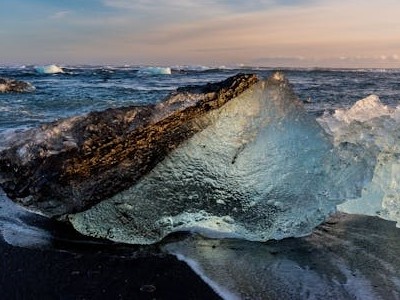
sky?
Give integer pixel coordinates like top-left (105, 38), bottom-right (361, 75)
top-left (1, 0), bottom-right (400, 68)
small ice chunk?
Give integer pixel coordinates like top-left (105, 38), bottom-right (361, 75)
top-left (319, 95), bottom-right (400, 226)
top-left (333, 95), bottom-right (392, 124)
top-left (34, 64), bottom-right (64, 74)
top-left (138, 66), bottom-right (171, 75)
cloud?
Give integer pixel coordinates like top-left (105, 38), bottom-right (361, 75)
top-left (254, 56), bottom-right (306, 62)
top-left (102, 0), bottom-right (215, 13)
top-left (101, 0), bottom-right (315, 17)
top-left (251, 56), bottom-right (310, 67)
top-left (49, 10), bottom-right (71, 20)
top-left (342, 55), bottom-right (400, 63)
top-left (3, 0), bottom-right (400, 67)
top-left (87, 0), bottom-right (400, 65)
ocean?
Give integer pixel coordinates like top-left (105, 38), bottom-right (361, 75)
top-left (1, 65), bottom-right (400, 130)
top-left (1, 65), bottom-right (400, 299)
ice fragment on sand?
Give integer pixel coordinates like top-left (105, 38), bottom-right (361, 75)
top-left (69, 73), bottom-right (370, 244)
top-left (318, 95), bottom-right (400, 225)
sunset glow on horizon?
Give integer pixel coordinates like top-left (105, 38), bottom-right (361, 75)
top-left (2, 0), bottom-right (400, 68)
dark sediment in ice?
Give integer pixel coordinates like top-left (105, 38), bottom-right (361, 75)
top-left (0, 78), bottom-right (35, 93)
top-left (0, 74), bottom-right (258, 217)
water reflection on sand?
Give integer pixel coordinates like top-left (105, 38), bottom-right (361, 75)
top-left (165, 213), bottom-right (400, 300)
top-left (2, 188), bottom-right (400, 299)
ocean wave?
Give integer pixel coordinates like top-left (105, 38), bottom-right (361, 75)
top-left (0, 106), bottom-right (12, 112)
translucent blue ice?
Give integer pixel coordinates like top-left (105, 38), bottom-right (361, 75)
top-left (34, 64), bottom-right (64, 74)
top-left (69, 73), bottom-right (371, 244)
top-left (137, 66), bottom-right (172, 75)
top-left (319, 95), bottom-right (400, 226)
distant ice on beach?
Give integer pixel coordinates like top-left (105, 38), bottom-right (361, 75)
top-left (34, 64), bottom-right (64, 74)
top-left (138, 66), bottom-right (172, 75)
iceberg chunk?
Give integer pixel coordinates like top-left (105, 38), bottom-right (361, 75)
top-left (69, 73), bottom-right (370, 244)
top-left (318, 95), bottom-right (400, 225)
top-left (138, 66), bottom-right (172, 75)
top-left (0, 78), bottom-right (35, 93)
top-left (34, 64), bottom-right (64, 74)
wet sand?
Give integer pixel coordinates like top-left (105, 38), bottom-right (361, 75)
top-left (2, 184), bottom-right (400, 300)
top-left (166, 213), bottom-right (400, 299)
top-left (0, 188), bottom-right (217, 299)
top-left (0, 238), bottom-right (220, 299)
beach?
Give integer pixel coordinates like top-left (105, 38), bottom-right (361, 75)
top-left (0, 237), bottom-right (219, 299)
top-left (2, 66), bottom-right (400, 299)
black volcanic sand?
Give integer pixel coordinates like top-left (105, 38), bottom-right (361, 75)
top-left (2, 204), bottom-right (400, 299)
top-left (0, 237), bottom-right (220, 300)
top-left (0, 188), bottom-right (218, 299)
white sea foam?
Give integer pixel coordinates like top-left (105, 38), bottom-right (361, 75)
top-left (0, 106), bottom-right (11, 112)
top-left (34, 64), bottom-right (64, 74)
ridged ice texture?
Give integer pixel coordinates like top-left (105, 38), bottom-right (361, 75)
top-left (318, 95), bottom-right (400, 225)
top-left (69, 74), bottom-right (369, 244)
